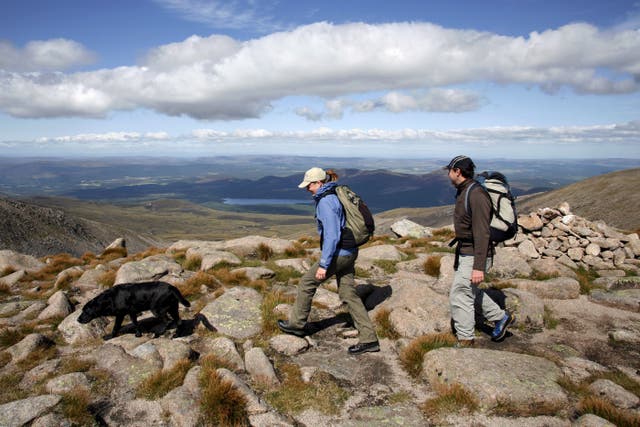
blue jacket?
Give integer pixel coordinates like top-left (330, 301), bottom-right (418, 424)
top-left (313, 182), bottom-right (357, 269)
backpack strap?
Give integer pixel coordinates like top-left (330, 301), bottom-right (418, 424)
top-left (464, 181), bottom-right (477, 215)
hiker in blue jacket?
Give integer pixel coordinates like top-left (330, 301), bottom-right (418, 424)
top-left (277, 167), bottom-right (379, 355)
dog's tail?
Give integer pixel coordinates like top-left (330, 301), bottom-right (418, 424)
top-left (195, 313), bottom-right (216, 331)
top-left (171, 286), bottom-right (191, 307)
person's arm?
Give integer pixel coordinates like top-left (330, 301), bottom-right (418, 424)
top-left (316, 197), bottom-right (342, 271)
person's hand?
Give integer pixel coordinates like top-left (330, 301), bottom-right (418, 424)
top-left (471, 269), bottom-right (484, 285)
top-left (315, 267), bottom-right (327, 281)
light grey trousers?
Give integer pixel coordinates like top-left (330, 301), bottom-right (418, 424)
top-left (289, 253), bottom-right (378, 344)
top-left (450, 255), bottom-right (505, 341)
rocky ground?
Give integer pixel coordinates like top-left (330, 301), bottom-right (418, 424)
top-left (0, 203), bottom-right (639, 426)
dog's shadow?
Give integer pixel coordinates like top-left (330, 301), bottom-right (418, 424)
top-left (115, 313), bottom-right (216, 339)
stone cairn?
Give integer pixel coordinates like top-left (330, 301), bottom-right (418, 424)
top-left (505, 202), bottom-right (640, 273)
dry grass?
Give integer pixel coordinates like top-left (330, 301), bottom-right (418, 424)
top-left (0, 266), bottom-right (16, 277)
top-left (16, 345), bottom-right (57, 371)
top-left (136, 359), bottom-right (193, 400)
top-left (374, 308), bottom-right (400, 339)
top-left (269, 264), bottom-right (303, 283)
top-left (432, 227), bottom-right (455, 241)
top-left (179, 271), bottom-right (221, 298)
top-left (266, 363), bottom-right (348, 415)
top-left (589, 370), bottom-right (640, 397)
top-left (98, 246), bottom-right (128, 261)
top-left (575, 266), bottom-right (601, 294)
top-left (261, 290), bottom-right (295, 336)
top-left (199, 355), bottom-right (250, 426)
top-left (24, 253), bottom-right (84, 282)
top-left (55, 268), bottom-right (84, 290)
top-left (59, 388), bottom-right (94, 425)
top-left (529, 270), bottom-right (560, 281)
top-left (59, 357), bottom-right (94, 374)
top-left (0, 328), bottom-right (27, 349)
top-left (492, 398), bottom-right (563, 417)
top-left (423, 255), bottom-right (442, 277)
top-left (373, 259), bottom-right (398, 274)
top-left (96, 270), bottom-right (116, 288)
top-left (210, 268), bottom-right (249, 287)
top-left (284, 242), bottom-right (307, 258)
top-left (421, 382), bottom-right (478, 417)
top-left (257, 243), bottom-right (274, 261)
top-left (0, 283), bottom-right (11, 298)
top-left (400, 333), bottom-right (457, 378)
top-left (0, 371), bottom-right (28, 404)
top-left (0, 351), bottom-right (11, 368)
top-left (128, 246), bottom-right (166, 261)
top-left (577, 396), bottom-right (640, 427)
top-left (183, 255), bottom-right (202, 271)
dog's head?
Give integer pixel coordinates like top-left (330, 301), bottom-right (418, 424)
top-left (77, 291), bottom-right (114, 324)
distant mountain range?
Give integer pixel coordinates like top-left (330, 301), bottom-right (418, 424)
top-left (1, 157), bottom-right (637, 214)
top-left (1, 167), bottom-right (638, 257)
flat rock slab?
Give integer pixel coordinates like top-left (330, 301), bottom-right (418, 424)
top-left (422, 348), bottom-right (568, 411)
top-left (589, 289), bottom-right (640, 312)
top-left (340, 403), bottom-right (427, 426)
top-left (509, 277), bottom-right (580, 299)
top-left (0, 395), bottom-right (61, 427)
top-left (200, 286), bottom-right (263, 339)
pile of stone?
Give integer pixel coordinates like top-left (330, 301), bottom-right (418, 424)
top-left (506, 202), bottom-right (640, 273)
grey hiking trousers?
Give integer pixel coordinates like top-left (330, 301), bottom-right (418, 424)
top-left (450, 255), bottom-right (505, 341)
top-left (289, 253), bottom-right (378, 344)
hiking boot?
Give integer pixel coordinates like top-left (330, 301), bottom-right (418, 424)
top-left (453, 339), bottom-right (475, 348)
top-left (492, 312), bottom-right (515, 341)
top-left (277, 320), bottom-right (307, 337)
top-left (348, 341), bottom-right (380, 355)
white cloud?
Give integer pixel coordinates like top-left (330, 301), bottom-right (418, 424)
top-left (294, 106), bottom-right (322, 121)
top-left (152, 0), bottom-right (282, 32)
top-left (0, 39), bottom-right (95, 72)
top-left (1, 22), bottom-right (640, 119)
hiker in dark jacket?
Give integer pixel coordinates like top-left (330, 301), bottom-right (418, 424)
top-left (445, 155), bottom-right (514, 346)
top-left (277, 167), bottom-right (379, 355)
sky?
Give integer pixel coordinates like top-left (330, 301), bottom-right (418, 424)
top-left (1, 0), bottom-right (640, 159)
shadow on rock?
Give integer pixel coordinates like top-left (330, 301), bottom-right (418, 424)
top-left (116, 313), bottom-right (216, 338)
top-left (360, 284), bottom-right (392, 310)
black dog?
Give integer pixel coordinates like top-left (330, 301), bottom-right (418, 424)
top-left (77, 281), bottom-right (191, 339)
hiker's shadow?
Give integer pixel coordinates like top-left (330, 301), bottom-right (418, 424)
top-left (474, 287), bottom-right (513, 341)
top-left (307, 284), bottom-right (393, 334)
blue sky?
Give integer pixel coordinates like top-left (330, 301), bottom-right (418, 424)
top-left (1, 0), bottom-right (639, 159)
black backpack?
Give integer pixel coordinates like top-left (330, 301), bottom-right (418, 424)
top-left (465, 171), bottom-right (518, 243)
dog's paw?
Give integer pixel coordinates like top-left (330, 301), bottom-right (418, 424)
top-left (102, 334), bottom-right (114, 340)
top-left (135, 331), bottom-right (143, 337)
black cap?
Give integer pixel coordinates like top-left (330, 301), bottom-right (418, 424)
top-left (444, 155), bottom-right (475, 170)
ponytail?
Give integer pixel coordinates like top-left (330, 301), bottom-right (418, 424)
top-left (324, 169), bottom-right (339, 183)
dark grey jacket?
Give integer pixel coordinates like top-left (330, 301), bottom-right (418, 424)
top-left (454, 178), bottom-right (492, 271)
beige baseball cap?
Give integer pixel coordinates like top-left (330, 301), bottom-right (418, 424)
top-left (298, 167), bottom-right (327, 188)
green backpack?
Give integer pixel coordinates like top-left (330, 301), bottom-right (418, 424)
top-left (320, 185), bottom-right (375, 248)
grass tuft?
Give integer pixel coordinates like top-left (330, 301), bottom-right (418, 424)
top-left (575, 266), bottom-right (600, 294)
top-left (25, 253), bottom-right (83, 282)
top-left (421, 382), bottom-right (478, 416)
top-left (179, 271), bottom-right (221, 298)
top-left (261, 290), bottom-right (295, 336)
top-left (96, 270), bottom-right (116, 288)
top-left (432, 228), bottom-right (455, 241)
top-left (210, 268), bottom-right (249, 287)
top-left (199, 355), bottom-right (250, 426)
top-left (373, 259), bottom-right (398, 274)
top-left (266, 363), bottom-right (348, 415)
top-left (577, 396), bottom-right (640, 427)
top-left (284, 242), bottom-right (307, 258)
top-left (423, 255), bottom-right (442, 277)
top-left (99, 246), bottom-right (128, 261)
top-left (400, 333), bottom-right (457, 378)
top-left (60, 388), bottom-right (94, 425)
top-left (183, 255), bottom-right (202, 271)
top-left (492, 398), bottom-right (563, 417)
top-left (0, 371), bottom-right (28, 404)
top-left (136, 359), bottom-right (193, 400)
top-left (257, 243), bottom-right (274, 261)
top-left (374, 308), bottom-right (400, 339)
